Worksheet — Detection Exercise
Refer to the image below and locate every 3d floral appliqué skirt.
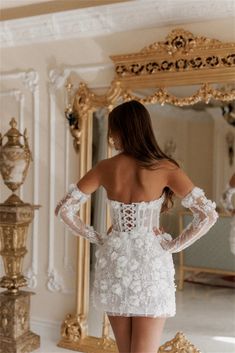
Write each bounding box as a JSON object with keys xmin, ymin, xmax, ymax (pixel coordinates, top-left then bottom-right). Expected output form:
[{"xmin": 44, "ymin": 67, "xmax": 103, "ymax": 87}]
[{"xmin": 91, "ymin": 229, "xmax": 176, "ymax": 317}]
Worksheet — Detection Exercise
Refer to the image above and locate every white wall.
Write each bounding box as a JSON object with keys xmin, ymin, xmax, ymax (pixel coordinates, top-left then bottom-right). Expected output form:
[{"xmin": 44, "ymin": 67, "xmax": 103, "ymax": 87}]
[{"xmin": 0, "ymin": 16, "xmax": 234, "ymax": 329}]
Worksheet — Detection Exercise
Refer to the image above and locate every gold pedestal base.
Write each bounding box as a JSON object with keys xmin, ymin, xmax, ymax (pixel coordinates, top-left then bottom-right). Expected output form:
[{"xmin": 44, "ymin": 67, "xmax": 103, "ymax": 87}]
[
  {"xmin": 58, "ymin": 335, "xmax": 118, "ymax": 353},
  {"xmin": 0, "ymin": 291, "xmax": 40, "ymax": 353},
  {"xmin": 0, "ymin": 330, "xmax": 40, "ymax": 353}
]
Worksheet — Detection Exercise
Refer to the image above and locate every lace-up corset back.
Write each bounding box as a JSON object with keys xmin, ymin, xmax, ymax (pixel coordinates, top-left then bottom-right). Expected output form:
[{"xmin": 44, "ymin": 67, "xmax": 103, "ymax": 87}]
[{"xmin": 108, "ymin": 194, "xmax": 165, "ymax": 232}]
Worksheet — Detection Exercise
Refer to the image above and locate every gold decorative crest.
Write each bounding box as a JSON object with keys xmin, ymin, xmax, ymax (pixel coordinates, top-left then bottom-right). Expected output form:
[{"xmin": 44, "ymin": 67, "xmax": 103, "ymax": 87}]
[{"xmin": 111, "ymin": 28, "xmax": 235, "ymax": 87}]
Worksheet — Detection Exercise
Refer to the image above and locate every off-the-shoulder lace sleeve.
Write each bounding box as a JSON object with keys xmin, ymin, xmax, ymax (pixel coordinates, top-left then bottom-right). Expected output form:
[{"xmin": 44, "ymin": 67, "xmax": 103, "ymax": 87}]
[
  {"xmin": 221, "ymin": 184, "xmax": 235, "ymax": 212},
  {"xmin": 159, "ymin": 187, "xmax": 218, "ymax": 253},
  {"xmin": 55, "ymin": 183, "xmax": 104, "ymax": 245}
]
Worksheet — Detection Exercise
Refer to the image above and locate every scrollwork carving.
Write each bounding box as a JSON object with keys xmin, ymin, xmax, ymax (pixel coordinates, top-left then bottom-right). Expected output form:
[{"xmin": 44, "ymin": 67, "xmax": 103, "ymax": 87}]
[
  {"xmin": 140, "ymin": 28, "xmax": 228, "ymax": 55},
  {"xmin": 158, "ymin": 331, "xmax": 201, "ymax": 353},
  {"xmin": 61, "ymin": 314, "xmax": 82, "ymax": 342},
  {"xmin": 115, "ymin": 52, "xmax": 234, "ymax": 76},
  {"xmin": 0, "ymin": 305, "xmax": 11, "ymax": 335},
  {"xmin": 69, "ymin": 82, "xmax": 235, "ymax": 114}
]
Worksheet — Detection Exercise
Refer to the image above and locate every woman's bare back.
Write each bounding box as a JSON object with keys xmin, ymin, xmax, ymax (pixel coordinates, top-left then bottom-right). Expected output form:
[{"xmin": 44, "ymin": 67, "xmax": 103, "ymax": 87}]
[
  {"xmin": 77, "ymin": 152, "xmax": 194, "ymax": 201},
  {"xmin": 100, "ymin": 153, "xmax": 174, "ymax": 203}
]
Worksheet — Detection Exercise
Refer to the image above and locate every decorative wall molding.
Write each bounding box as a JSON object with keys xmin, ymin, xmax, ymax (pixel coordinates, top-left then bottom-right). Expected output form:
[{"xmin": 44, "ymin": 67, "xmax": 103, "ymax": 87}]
[
  {"xmin": 47, "ymin": 268, "xmax": 64, "ymax": 293},
  {"xmin": 47, "ymin": 67, "xmax": 80, "ymax": 293},
  {"xmin": 48, "ymin": 67, "xmax": 77, "ymax": 292},
  {"xmin": 0, "ymin": 69, "xmax": 40, "ymax": 289},
  {"xmin": 47, "ymin": 64, "xmax": 111, "ymax": 293},
  {"xmin": 0, "ymin": 88, "xmax": 21, "ymax": 98},
  {"xmin": 24, "ymin": 266, "xmax": 37, "ymax": 289},
  {"xmin": 48, "ymin": 71, "xmax": 59, "ymax": 292},
  {"xmin": 25, "ymin": 71, "xmax": 40, "ymax": 289},
  {"xmin": 0, "ymin": 0, "xmax": 234, "ymax": 47},
  {"xmin": 63, "ymin": 126, "xmax": 76, "ymax": 275},
  {"xmin": 0, "ymin": 70, "xmax": 38, "ymax": 83},
  {"xmin": 21, "ymin": 70, "xmax": 40, "ymax": 289},
  {"xmin": 22, "ymin": 71, "xmax": 39, "ymax": 93},
  {"xmin": 49, "ymin": 64, "xmax": 113, "ymax": 90}
]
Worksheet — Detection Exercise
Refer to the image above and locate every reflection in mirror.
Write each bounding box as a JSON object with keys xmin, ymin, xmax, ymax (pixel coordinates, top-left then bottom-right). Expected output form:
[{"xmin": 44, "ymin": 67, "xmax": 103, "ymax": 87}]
[
  {"xmin": 221, "ymin": 173, "xmax": 235, "ymax": 256},
  {"xmin": 88, "ymin": 108, "xmax": 118, "ymax": 340},
  {"xmin": 88, "ymin": 108, "xmax": 108, "ymax": 337}
]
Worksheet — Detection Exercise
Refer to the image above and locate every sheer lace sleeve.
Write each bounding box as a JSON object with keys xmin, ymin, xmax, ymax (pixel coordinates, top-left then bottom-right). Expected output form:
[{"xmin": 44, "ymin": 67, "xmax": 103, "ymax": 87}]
[
  {"xmin": 55, "ymin": 183, "xmax": 104, "ymax": 245},
  {"xmin": 221, "ymin": 184, "xmax": 235, "ymax": 212},
  {"xmin": 159, "ymin": 187, "xmax": 218, "ymax": 253}
]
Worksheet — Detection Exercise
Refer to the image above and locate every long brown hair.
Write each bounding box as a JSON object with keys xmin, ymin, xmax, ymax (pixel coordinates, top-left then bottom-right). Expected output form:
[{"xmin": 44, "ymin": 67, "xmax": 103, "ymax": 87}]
[{"xmin": 107, "ymin": 100, "xmax": 180, "ymax": 212}]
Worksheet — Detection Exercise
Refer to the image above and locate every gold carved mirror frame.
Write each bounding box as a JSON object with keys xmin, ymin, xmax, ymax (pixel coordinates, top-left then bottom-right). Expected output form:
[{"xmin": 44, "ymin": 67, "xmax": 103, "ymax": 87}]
[{"xmin": 58, "ymin": 28, "xmax": 235, "ymax": 353}]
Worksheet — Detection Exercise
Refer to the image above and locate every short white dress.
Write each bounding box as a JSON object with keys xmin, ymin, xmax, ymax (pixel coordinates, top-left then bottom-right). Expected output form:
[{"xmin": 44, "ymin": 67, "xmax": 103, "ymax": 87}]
[
  {"xmin": 57, "ymin": 185, "xmax": 218, "ymax": 318},
  {"xmin": 91, "ymin": 195, "xmax": 176, "ymax": 317}
]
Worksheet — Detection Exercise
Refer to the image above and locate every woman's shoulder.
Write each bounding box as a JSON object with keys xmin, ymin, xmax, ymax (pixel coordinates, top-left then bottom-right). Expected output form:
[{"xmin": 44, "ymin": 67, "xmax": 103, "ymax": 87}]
[
  {"xmin": 96, "ymin": 156, "xmax": 180, "ymax": 174},
  {"xmin": 97, "ymin": 153, "xmax": 130, "ymax": 166},
  {"xmin": 153, "ymin": 158, "xmax": 180, "ymax": 171},
  {"xmin": 95, "ymin": 153, "xmax": 124, "ymax": 170}
]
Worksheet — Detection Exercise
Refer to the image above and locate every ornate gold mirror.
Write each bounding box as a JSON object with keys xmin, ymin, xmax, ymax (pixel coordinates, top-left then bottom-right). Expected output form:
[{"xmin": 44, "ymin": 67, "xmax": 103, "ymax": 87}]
[{"xmin": 58, "ymin": 29, "xmax": 235, "ymax": 353}]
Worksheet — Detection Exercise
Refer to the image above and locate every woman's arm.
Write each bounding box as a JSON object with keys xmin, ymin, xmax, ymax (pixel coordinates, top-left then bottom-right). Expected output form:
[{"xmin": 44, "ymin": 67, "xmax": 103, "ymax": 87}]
[
  {"xmin": 157, "ymin": 167, "xmax": 218, "ymax": 253},
  {"xmin": 55, "ymin": 162, "xmax": 105, "ymax": 245}
]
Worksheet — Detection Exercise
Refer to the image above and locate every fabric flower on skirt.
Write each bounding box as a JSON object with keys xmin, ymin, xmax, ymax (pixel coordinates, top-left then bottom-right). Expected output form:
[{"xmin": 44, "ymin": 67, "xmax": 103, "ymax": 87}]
[
  {"xmin": 122, "ymin": 273, "xmax": 132, "ymax": 287},
  {"xmin": 111, "ymin": 237, "xmax": 122, "ymax": 249},
  {"xmin": 115, "ymin": 268, "xmax": 123, "ymax": 278},
  {"xmin": 111, "ymin": 283, "xmax": 122, "ymax": 296},
  {"xmin": 111, "ymin": 251, "xmax": 118, "ymax": 261},
  {"xmin": 129, "ymin": 295, "xmax": 140, "ymax": 306},
  {"xmin": 130, "ymin": 279, "xmax": 142, "ymax": 293},
  {"xmin": 116, "ymin": 255, "xmax": 128, "ymax": 268},
  {"xmin": 99, "ymin": 257, "xmax": 107, "ymax": 269},
  {"xmin": 100, "ymin": 279, "xmax": 108, "ymax": 291},
  {"xmin": 129, "ymin": 259, "xmax": 139, "ymax": 271}
]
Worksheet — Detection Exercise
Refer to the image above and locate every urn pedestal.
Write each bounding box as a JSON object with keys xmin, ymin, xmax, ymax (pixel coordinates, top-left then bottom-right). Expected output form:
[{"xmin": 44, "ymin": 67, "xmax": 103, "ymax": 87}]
[
  {"xmin": 0, "ymin": 118, "xmax": 40, "ymax": 352},
  {"xmin": 0, "ymin": 291, "xmax": 40, "ymax": 353},
  {"xmin": 0, "ymin": 196, "xmax": 40, "ymax": 353}
]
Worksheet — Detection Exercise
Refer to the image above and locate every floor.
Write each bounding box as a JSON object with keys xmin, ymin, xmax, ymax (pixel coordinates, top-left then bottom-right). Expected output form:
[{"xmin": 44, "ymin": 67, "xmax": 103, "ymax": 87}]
[{"xmin": 34, "ymin": 281, "xmax": 235, "ymax": 353}]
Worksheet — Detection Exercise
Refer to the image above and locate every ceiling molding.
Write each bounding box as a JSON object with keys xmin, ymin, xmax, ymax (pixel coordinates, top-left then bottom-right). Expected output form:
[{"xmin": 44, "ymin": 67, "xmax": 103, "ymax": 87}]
[
  {"xmin": 0, "ymin": 0, "xmax": 234, "ymax": 48},
  {"xmin": 0, "ymin": 0, "xmax": 129, "ymax": 21}
]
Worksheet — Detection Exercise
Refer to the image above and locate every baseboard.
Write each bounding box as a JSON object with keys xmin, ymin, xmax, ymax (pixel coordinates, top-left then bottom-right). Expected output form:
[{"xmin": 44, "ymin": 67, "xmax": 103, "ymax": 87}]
[{"xmin": 31, "ymin": 317, "xmax": 61, "ymax": 341}]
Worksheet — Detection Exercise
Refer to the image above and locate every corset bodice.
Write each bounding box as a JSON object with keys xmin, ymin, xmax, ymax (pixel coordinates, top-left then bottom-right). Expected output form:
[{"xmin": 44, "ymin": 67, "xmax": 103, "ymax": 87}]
[{"xmin": 108, "ymin": 194, "xmax": 165, "ymax": 233}]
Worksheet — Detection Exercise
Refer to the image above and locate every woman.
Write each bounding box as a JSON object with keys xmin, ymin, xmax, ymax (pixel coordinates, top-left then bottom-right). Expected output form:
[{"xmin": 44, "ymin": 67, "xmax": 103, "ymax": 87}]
[
  {"xmin": 222, "ymin": 173, "xmax": 235, "ymax": 255},
  {"xmin": 55, "ymin": 100, "xmax": 218, "ymax": 353}
]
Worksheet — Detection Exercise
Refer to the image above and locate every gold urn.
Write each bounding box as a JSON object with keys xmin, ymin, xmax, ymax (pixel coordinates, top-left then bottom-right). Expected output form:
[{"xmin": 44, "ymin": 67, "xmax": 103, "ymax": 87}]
[{"xmin": 0, "ymin": 117, "xmax": 32, "ymax": 194}]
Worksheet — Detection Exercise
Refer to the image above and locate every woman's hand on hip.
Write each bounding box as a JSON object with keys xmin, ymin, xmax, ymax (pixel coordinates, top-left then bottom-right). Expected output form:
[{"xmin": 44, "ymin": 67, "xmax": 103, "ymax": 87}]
[{"xmin": 153, "ymin": 226, "xmax": 165, "ymax": 236}]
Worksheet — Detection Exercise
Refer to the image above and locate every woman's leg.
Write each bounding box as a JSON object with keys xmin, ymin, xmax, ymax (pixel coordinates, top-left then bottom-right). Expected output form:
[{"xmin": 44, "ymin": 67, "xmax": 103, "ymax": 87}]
[
  {"xmin": 107, "ymin": 315, "xmax": 132, "ymax": 353},
  {"xmin": 131, "ymin": 317, "xmax": 166, "ymax": 353}
]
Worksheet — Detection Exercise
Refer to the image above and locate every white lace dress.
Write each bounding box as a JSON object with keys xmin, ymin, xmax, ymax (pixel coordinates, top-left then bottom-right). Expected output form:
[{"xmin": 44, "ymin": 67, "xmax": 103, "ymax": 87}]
[{"xmin": 56, "ymin": 185, "xmax": 218, "ymax": 318}]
